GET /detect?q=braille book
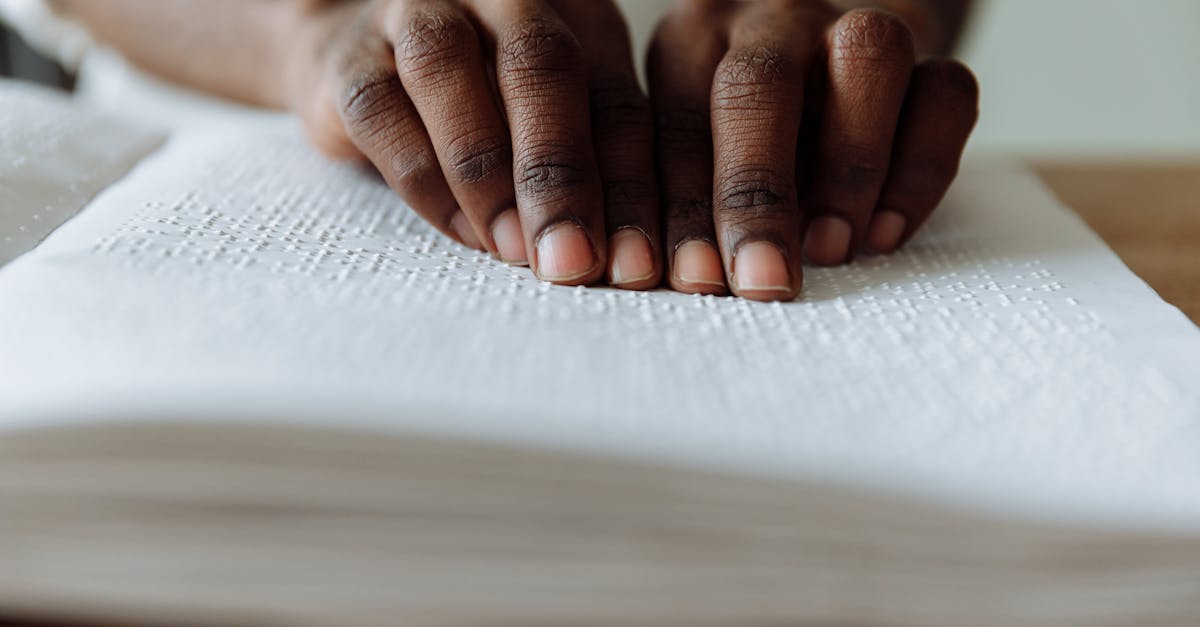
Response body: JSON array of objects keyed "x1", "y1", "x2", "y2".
[{"x1": 2, "y1": 79, "x2": 1199, "y2": 626}]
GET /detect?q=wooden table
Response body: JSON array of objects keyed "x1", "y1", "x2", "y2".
[{"x1": 1036, "y1": 162, "x2": 1200, "y2": 326}]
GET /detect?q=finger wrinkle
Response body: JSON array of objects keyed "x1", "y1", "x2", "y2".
[
  {"x1": 394, "y1": 11, "x2": 474, "y2": 73},
  {"x1": 830, "y1": 9, "x2": 915, "y2": 64},
  {"x1": 445, "y1": 137, "x2": 509, "y2": 185},
  {"x1": 499, "y1": 18, "x2": 583, "y2": 72}
]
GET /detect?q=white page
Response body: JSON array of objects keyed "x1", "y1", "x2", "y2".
[
  {"x1": 0, "y1": 80, "x2": 163, "y2": 265},
  {"x1": 2, "y1": 122, "x2": 1199, "y2": 531}
]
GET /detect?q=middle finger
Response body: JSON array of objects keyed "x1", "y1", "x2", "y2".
[
  {"x1": 465, "y1": 0, "x2": 608, "y2": 286},
  {"x1": 710, "y1": 3, "x2": 826, "y2": 301}
]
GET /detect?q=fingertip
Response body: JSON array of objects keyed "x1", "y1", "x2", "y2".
[
  {"x1": 803, "y1": 215, "x2": 853, "y2": 266},
  {"x1": 491, "y1": 209, "x2": 528, "y2": 266},
  {"x1": 450, "y1": 212, "x2": 485, "y2": 251},
  {"x1": 866, "y1": 210, "x2": 907, "y2": 255},
  {"x1": 609, "y1": 228, "x2": 660, "y2": 290},
  {"x1": 732, "y1": 241, "x2": 800, "y2": 302},
  {"x1": 671, "y1": 240, "x2": 728, "y2": 296},
  {"x1": 535, "y1": 221, "x2": 602, "y2": 285}
]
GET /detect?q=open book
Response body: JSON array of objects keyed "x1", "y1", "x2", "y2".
[{"x1": 2, "y1": 79, "x2": 1199, "y2": 626}]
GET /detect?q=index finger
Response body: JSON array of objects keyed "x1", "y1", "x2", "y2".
[{"x1": 465, "y1": 0, "x2": 607, "y2": 286}]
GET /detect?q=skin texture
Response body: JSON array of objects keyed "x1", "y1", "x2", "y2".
[
  {"x1": 299, "y1": 0, "x2": 659, "y2": 289},
  {"x1": 650, "y1": 0, "x2": 979, "y2": 300},
  {"x1": 58, "y1": 0, "x2": 978, "y2": 301}
]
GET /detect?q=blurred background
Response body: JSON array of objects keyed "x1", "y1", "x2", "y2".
[
  {"x1": 963, "y1": 0, "x2": 1200, "y2": 158},
  {"x1": 3, "y1": 0, "x2": 1198, "y2": 158}
]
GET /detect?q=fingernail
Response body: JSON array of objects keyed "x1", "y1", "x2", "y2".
[
  {"x1": 672, "y1": 240, "x2": 726, "y2": 294},
  {"x1": 803, "y1": 215, "x2": 852, "y2": 266},
  {"x1": 535, "y1": 222, "x2": 598, "y2": 283},
  {"x1": 491, "y1": 209, "x2": 527, "y2": 266},
  {"x1": 450, "y1": 212, "x2": 483, "y2": 250},
  {"x1": 609, "y1": 228, "x2": 656, "y2": 287},
  {"x1": 867, "y1": 211, "x2": 907, "y2": 254},
  {"x1": 733, "y1": 241, "x2": 793, "y2": 296}
]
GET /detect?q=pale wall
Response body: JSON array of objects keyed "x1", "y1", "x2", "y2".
[{"x1": 962, "y1": 0, "x2": 1200, "y2": 157}]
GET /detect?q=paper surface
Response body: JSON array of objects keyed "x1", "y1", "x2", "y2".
[
  {"x1": 2, "y1": 90, "x2": 1200, "y2": 531},
  {"x1": 0, "y1": 80, "x2": 163, "y2": 265}
]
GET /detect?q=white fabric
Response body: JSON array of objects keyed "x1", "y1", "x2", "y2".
[
  {"x1": 0, "y1": 0, "x2": 90, "y2": 69},
  {"x1": 2, "y1": 83, "x2": 1200, "y2": 533}
]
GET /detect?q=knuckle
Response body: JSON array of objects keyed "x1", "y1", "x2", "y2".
[
  {"x1": 499, "y1": 18, "x2": 584, "y2": 77},
  {"x1": 712, "y1": 46, "x2": 796, "y2": 108},
  {"x1": 517, "y1": 149, "x2": 587, "y2": 197},
  {"x1": 445, "y1": 135, "x2": 510, "y2": 185},
  {"x1": 832, "y1": 9, "x2": 915, "y2": 65},
  {"x1": 716, "y1": 167, "x2": 793, "y2": 216},
  {"x1": 390, "y1": 148, "x2": 442, "y2": 195},
  {"x1": 394, "y1": 10, "x2": 473, "y2": 74},
  {"x1": 339, "y1": 72, "x2": 399, "y2": 131},
  {"x1": 338, "y1": 75, "x2": 435, "y2": 182}
]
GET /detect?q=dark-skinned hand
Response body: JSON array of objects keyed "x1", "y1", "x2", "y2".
[
  {"x1": 649, "y1": 0, "x2": 979, "y2": 299},
  {"x1": 292, "y1": 0, "x2": 979, "y2": 301}
]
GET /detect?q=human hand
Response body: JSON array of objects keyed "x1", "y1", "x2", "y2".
[
  {"x1": 648, "y1": 0, "x2": 979, "y2": 301},
  {"x1": 291, "y1": 0, "x2": 662, "y2": 289}
]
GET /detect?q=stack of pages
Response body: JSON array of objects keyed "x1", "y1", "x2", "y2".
[{"x1": 1, "y1": 79, "x2": 1199, "y2": 626}]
